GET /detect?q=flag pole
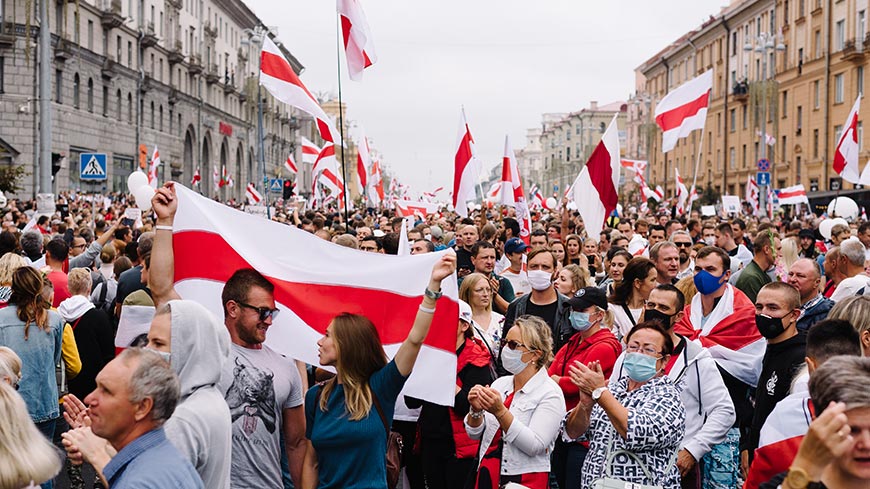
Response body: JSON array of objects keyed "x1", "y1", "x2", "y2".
[
  {"x1": 335, "y1": 17, "x2": 350, "y2": 225},
  {"x1": 690, "y1": 126, "x2": 705, "y2": 210}
]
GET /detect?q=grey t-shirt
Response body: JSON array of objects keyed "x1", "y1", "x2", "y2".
[{"x1": 218, "y1": 343, "x2": 303, "y2": 489}]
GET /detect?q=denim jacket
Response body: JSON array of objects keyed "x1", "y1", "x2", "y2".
[{"x1": 0, "y1": 306, "x2": 63, "y2": 422}]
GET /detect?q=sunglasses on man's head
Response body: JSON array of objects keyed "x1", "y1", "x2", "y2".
[{"x1": 236, "y1": 301, "x2": 280, "y2": 321}]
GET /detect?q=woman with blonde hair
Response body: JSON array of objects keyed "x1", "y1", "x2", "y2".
[
  {"x1": 459, "y1": 272, "x2": 504, "y2": 351},
  {"x1": 565, "y1": 234, "x2": 583, "y2": 266},
  {"x1": 555, "y1": 264, "x2": 592, "y2": 298},
  {"x1": 0, "y1": 253, "x2": 27, "y2": 308},
  {"x1": 0, "y1": 345, "x2": 21, "y2": 387},
  {"x1": 828, "y1": 295, "x2": 870, "y2": 356},
  {"x1": 301, "y1": 254, "x2": 456, "y2": 489},
  {"x1": 0, "y1": 382, "x2": 62, "y2": 489}
]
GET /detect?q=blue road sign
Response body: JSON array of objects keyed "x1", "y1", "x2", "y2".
[
  {"x1": 80, "y1": 153, "x2": 107, "y2": 181},
  {"x1": 757, "y1": 158, "x2": 770, "y2": 171},
  {"x1": 269, "y1": 178, "x2": 284, "y2": 193},
  {"x1": 756, "y1": 172, "x2": 771, "y2": 186}
]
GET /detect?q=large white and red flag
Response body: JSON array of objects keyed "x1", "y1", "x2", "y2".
[
  {"x1": 620, "y1": 159, "x2": 648, "y2": 175},
  {"x1": 284, "y1": 155, "x2": 298, "y2": 175},
  {"x1": 776, "y1": 184, "x2": 809, "y2": 205},
  {"x1": 675, "y1": 168, "x2": 689, "y2": 213},
  {"x1": 645, "y1": 185, "x2": 664, "y2": 202},
  {"x1": 245, "y1": 183, "x2": 263, "y2": 205},
  {"x1": 301, "y1": 137, "x2": 321, "y2": 165},
  {"x1": 356, "y1": 131, "x2": 372, "y2": 194},
  {"x1": 655, "y1": 70, "x2": 713, "y2": 153},
  {"x1": 500, "y1": 136, "x2": 532, "y2": 244},
  {"x1": 744, "y1": 390, "x2": 812, "y2": 489},
  {"x1": 394, "y1": 200, "x2": 440, "y2": 218},
  {"x1": 833, "y1": 96, "x2": 862, "y2": 183},
  {"x1": 337, "y1": 0, "x2": 377, "y2": 81},
  {"x1": 170, "y1": 184, "x2": 459, "y2": 405},
  {"x1": 570, "y1": 115, "x2": 621, "y2": 238},
  {"x1": 148, "y1": 147, "x2": 161, "y2": 189},
  {"x1": 452, "y1": 109, "x2": 481, "y2": 217},
  {"x1": 260, "y1": 36, "x2": 339, "y2": 144},
  {"x1": 746, "y1": 176, "x2": 760, "y2": 215}
]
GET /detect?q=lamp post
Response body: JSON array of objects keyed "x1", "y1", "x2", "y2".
[
  {"x1": 241, "y1": 26, "x2": 269, "y2": 214},
  {"x1": 744, "y1": 31, "x2": 785, "y2": 217}
]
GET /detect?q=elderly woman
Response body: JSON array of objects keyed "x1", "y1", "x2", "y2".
[
  {"x1": 555, "y1": 264, "x2": 593, "y2": 298},
  {"x1": 465, "y1": 315, "x2": 566, "y2": 489},
  {"x1": 563, "y1": 321, "x2": 685, "y2": 489},
  {"x1": 459, "y1": 272, "x2": 504, "y2": 352}
]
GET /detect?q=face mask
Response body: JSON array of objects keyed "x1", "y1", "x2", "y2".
[
  {"x1": 527, "y1": 270, "x2": 553, "y2": 291},
  {"x1": 500, "y1": 346, "x2": 530, "y2": 374},
  {"x1": 147, "y1": 347, "x2": 171, "y2": 364},
  {"x1": 693, "y1": 269, "x2": 726, "y2": 295},
  {"x1": 755, "y1": 314, "x2": 789, "y2": 339},
  {"x1": 704, "y1": 237, "x2": 716, "y2": 246},
  {"x1": 425, "y1": 234, "x2": 432, "y2": 241},
  {"x1": 569, "y1": 311, "x2": 595, "y2": 332},
  {"x1": 644, "y1": 308, "x2": 675, "y2": 328},
  {"x1": 623, "y1": 352, "x2": 659, "y2": 382}
]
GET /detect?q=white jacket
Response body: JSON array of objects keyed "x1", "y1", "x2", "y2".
[
  {"x1": 465, "y1": 367, "x2": 566, "y2": 475},
  {"x1": 611, "y1": 336, "x2": 735, "y2": 461}
]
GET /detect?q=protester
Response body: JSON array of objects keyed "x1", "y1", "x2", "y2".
[
  {"x1": 554, "y1": 264, "x2": 591, "y2": 298},
  {"x1": 454, "y1": 225, "x2": 479, "y2": 277},
  {"x1": 651, "y1": 241, "x2": 680, "y2": 286},
  {"x1": 827, "y1": 295, "x2": 870, "y2": 356},
  {"x1": 716, "y1": 223, "x2": 753, "y2": 273},
  {"x1": 563, "y1": 321, "x2": 685, "y2": 489},
  {"x1": 565, "y1": 234, "x2": 583, "y2": 266},
  {"x1": 0, "y1": 344, "x2": 22, "y2": 387},
  {"x1": 466, "y1": 315, "x2": 566, "y2": 489},
  {"x1": 598, "y1": 248, "x2": 632, "y2": 295},
  {"x1": 822, "y1": 247, "x2": 843, "y2": 298},
  {"x1": 608, "y1": 257, "x2": 657, "y2": 340},
  {"x1": 467, "y1": 241, "x2": 515, "y2": 314},
  {"x1": 672, "y1": 230, "x2": 695, "y2": 280},
  {"x1": 550, "y1": 240, "x2": 566, "y2": 268},
  {"x1": 0, "y1": 252, "x2": 27, "y2": 308},
  {"x1": 0, "y1": 382, "x2": 62, "y2": 489},
  {"x1": 500, "y1": 238, "x2": 531, "y2": 297},
  {"x1": 735, "y1": 231, "x2": 780, "y2": 302},
  {"x1": 798, "y1": 229, "x2": 820, "y2": 260},
  {"x1": 529, "y1": 229, "x2": 548, "y2": 251},
  {"x1": 787, "y1": 258, "x2": 834, "y2": 333},
  {"x1": 829, "y1": 238, "x2": 870, "y2": 301},
  {"x1": 459, "y1": 272, "x2": 503, "y2": 353},
  {"x1": 44, "y1": 238, "x2": 71, "y2": 308}
]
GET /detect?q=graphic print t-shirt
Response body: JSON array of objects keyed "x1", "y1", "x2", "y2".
[{"x1": 218, "y1": 343, "x2": 303, "y2": 488}]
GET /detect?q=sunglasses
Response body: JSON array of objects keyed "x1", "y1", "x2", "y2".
[
  {"x1": 674, "y1": 242, "x2": 692, "y2": 248},
  {"x1": 236, "y1": 301, "x2": 280, "y2": 321},
  {"x1": 500, "y1": 339, "x2": 535, "y2": 351}
]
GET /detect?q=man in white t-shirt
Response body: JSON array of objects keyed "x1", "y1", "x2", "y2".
[
  {"x1": 500, "y1": 237, "x2": 531, "y2": 296},
  {"x1": 830, "y1": 238, "x2": 870, "y2": 302}
]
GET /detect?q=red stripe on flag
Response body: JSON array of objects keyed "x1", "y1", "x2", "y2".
[
  {"x1": 340, "y1": 15, "x2": 353, "y2": 49},
  {"x1": 777, "y1": 190, "x2": 805, "y2": 199},
  {"x1": 586, "y1": 140, "x2": 619, "y2": 212},
  {"x1": 654, "y1": 91, "x2": 710, "y2": 132},
  {"x1": 173, "y1": 231, "x2": 457, "y2": 352},
  {"x1": 453, "y1": 128, "x2": 474, "y2": 204},
  {"x1": 261, "y1": 51, "x2": 316, "y2": 103}
]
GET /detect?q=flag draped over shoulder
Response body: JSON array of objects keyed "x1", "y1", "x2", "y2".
[{"x1": 171, "y1": 184, "x2": 459, "y2": 405}]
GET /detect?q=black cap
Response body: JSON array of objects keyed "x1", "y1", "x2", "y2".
[
  {"x1": 799, "y1": 229, "x2": 815, "y2": 240},
  {"x1": 568, "y1": 287, "x2": 608, "y2": 311}
]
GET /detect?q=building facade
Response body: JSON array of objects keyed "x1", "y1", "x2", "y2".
[{"x1": 0, "y1": 0, "x2": 303, "y2": 200}]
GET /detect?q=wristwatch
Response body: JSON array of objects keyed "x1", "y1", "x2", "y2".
[
  {"x1": 783, "y1": 466, "x2": 810, "y2": 489},
  {"x1": 469, "y1": 409, "x2": 484, "y2": 420},
  {"x1": 591, "y1": 386, "x2": 608, "y2": 402},
  {"x1": 424, "y1": 288, "x2": 442, "y2": 300}
]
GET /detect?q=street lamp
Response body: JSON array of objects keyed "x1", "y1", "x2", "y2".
[
  {"x1": 744, "y1": 31, "x2": 785, "y2": 216},
  {"x1": 241, "y1": 26, "x2": 269, "y2": 211}
]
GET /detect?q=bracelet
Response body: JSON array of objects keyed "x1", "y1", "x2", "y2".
[
  {"x1": 155, "y1": 225, "x2": 173, "y2": 232},
  {"x1": 469, "y1": 410, "x2": 484, "y2": 420},
  {"x1": 418, "y1": 304, "x2": 436, "y2": 314}
]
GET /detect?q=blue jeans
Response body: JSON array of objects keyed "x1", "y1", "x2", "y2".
[{"x1": 35, "y1": 418, "x2": 56, "y2": 489}]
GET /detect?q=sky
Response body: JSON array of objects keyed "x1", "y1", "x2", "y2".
[{"x1": 246, "y1": 0, "x2": 727, "y2": 194}]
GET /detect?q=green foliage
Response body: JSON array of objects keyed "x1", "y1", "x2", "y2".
[{"x1": 0, "y1": 165, "x2": 27, "y2": 194}]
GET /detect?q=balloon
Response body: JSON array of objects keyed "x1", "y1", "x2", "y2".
[
  {"x1": 132, "y1": 185, "x2": 155, "y2": 212},
  {"x1": 828, "y1": 197, "x2": 859, "y2": 220},
  {"x1": 0, "y1": 192, "x2": 7, "y2": 208},
  {"x1": 819, "y1": 219, "x2": 835, "y2": 240},
  {"x1": 832, "y1": 217, "x2": 850, "y2": 228},
  {"x1": 545, "y1": 197, "x2": 557, "y2": 209},
  {"x1": 127, "y1": 171, "x2": 149, "y2": 193},
  {"x1": 446, "y1": 203, "x2": 455, "y2": 212}
]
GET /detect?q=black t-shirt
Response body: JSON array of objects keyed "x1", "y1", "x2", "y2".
[{"x1": 524, "y1": 299, "x2": 559, "y2": 332}]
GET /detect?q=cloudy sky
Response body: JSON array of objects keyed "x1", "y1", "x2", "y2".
[{"x1": 247, "y1": 0, "x2": 727, "y2": 194}]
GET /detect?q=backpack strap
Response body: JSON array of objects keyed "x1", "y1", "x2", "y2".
[
  {"x1": 370, "y1": 388, "x2": 390, "y2": 438},
  {"x1": 98, "y1": 281, "x2": 109, "y2": 305}
]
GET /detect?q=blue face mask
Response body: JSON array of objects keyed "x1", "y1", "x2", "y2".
[
  {"x1": 693, "y1": 269, "x2": 726, "y2": 295},
  {"x1": 569, "y1": 311, "x2": 595, "y2": 332},
  {"x1": 623, "y1": 352, "x2": 659, "y2": 382}
]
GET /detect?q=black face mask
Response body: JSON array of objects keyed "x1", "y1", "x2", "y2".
[
  {"x1": 644, "y1": 308, "x2": 675, "y2": 328},
  {"x1": 755, "y1": 314, "x2": 789, "y2": 339}
]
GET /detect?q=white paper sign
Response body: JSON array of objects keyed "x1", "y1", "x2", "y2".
[
  {"x1": 721, "y1": 195, "x2": 741, "y2": 214},
  {"x1": 36, "y1": 193, "x2": 55, "y2": 215},
  {"x1": 124, "y1": 208, "x2": 142, "y2": 221},
  {"x1": 244, "y1": 206, "x2": 274, "y2": 219},
  {"x1": 701, "y1": 205, "x2": 716, "y2": 217}
]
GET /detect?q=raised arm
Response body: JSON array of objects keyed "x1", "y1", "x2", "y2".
[
  {"x1": 150, "y1": 183, "x2": 182, "y2": 310},
  {"x1": 393, "y1": 251, "x2": 457, "y2": 376}
]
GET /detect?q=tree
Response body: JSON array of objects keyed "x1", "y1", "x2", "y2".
[{"x1": 0, "y1": 165, "x2": 27, "y2": 194}]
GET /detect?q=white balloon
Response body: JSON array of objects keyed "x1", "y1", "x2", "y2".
[
  {"x1": 127, "y1": 171, "x2": 149, "y2": 193},
  {"x1": 818, "y1": 219, "x2": 835, "y2": 240},
  {"x1": 545, "y1": 197, "x2": 558, "y2": 209},
  {"x1": 0, "y1": 192, "x2": 7, "y2": 208},
  {"x1": 446, "y1": 203, "x2": 455, "y2": 212},
  {"x1": 132, "y1": 185, "x2": 155, "y2": 212},
  {"x1": 828, "y1": 197, "x2": 859, "y2": 220}
]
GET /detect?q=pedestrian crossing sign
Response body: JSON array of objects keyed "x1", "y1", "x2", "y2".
[{"x1": 80, "y1": 153, "x2": 107, "y2": 181}]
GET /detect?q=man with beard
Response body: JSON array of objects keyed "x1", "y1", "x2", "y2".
[{"x1": 672, "y1": 231, "x2": 695, "y2": 280}]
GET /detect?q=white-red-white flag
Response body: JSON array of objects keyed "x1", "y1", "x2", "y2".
[
  {"x1": 171, "y1": 184, "x2": 459, "y2": 405},
  {"x1": 688, "y1": 184, "x2": 699, "y2": 210},
  {"x1": 337, "y1": 0, "x2": 377, "y2": 81},
  {"x1": 571, "y1": 115, "x2": 621, "y2": 238},
  {"x1": 452, "y1": 109, "x2": 480, "y2": 217},
  {"x1": 744, "y1": 390, "x2": 812, "y2": 489},
  {"x1": 500, "y1": 136, "x2": 532, "y2": 244},
  {"x1": 655, "y1": 70, "x2": 713, "y2": 153},
  {"x1": 284, "y1": 155, "x2": 298, "y2": 175},
  {"x1": 312, "y1": 144, "x2": 345, "y2": 201},
  {"x1": 833, "y1": 96, "x2": 862, "y2": 183},
  {"x1": 747, "y1": 176, "x2": 760, "y2": 215},
  {"x1": 620, "y1": 159, "x2": 648, "y2": 175},
  {"x1": 191, "y1": 167, "x2": 201, "y2": 188},
  {"x1": 675, "y1": 168, "x2": 689, "y2": 213},
  {"x1": 356, "y1": 131, "x2": 372, "y2": 194},
  {"x1": 245, "y1": 182, "x2": 263, "y2": 204},
  {"x1": 776, "y1": 184, "x2": 809, "y2": 205},
  {"x1": 301, "y1": 137, "x2": 321, "y2": 165},
  {"x1": 486, "y1": 182, "x2": 500, "y2": 200},
  {"x1": 260, "y1": 36, "x2": 339, "y2": 144},
  {"x1": 148, "y1": 147, "x2": 161, "y2": 189},
  {"x1": 367, "y1": 159, "x2": 385, "y2": 208},
  {"x1": 646, "y1": 185, "x2": 664, "y2": 202},
  {"x1": 529, "y1": 184, "x2": 544, "y2": 209},
  {"x1": 755, "y1": 128, "x2": 776, "y2": 146}
]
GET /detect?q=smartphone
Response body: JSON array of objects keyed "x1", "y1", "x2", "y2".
[{"x1": 121, "y1": 217, "x2": 135, "y2": 227}]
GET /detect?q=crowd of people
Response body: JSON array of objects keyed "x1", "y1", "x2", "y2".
[{"x1": 2, "y1": 185, "x2": 870, "y2": 489}]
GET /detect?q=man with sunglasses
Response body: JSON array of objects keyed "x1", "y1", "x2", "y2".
[
  {"x1": 735, "y1": 231, "x2": 780, "y2": 303},
  {"x1": 672, "y1": 231, "x2": 695, "y2": 281}
]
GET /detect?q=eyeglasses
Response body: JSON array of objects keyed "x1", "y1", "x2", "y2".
[
  {"x1": 626, "y1": 344, "x2": 662, "y2": 357},
  {"x1": 500, "y1": 339, "x2": 530, "y2": 351},
  {"x1": 236, "y1": 301, "x2": 280, "y2": 322},
  {"x1": 674, "y1": 242, "x2": 692, "y2": 248}
]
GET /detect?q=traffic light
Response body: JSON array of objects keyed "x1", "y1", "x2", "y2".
[{"x1": 283, "y1": 180, "x2": 294, "y2": 200}]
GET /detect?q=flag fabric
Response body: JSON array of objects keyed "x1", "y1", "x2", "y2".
[
  {"x1": 284, "y1": 155, "x2": 298, "y2": 175},
  {"x1": 675, "y1": 168, "x2": 689, "y2": 213},
  {"x1": 500, "y1": 136, "x2": 532, "y2": 244},
  {"x1": 529, "y1": 184, "x2": 544, "y2": 209},
  {"x1": 747, "y1": 176, "x2": 760, "y2": 215},
  {"x1": 213, "y1": 167, "x2": 220, "y2": 190},
  {"x1": 245, "y1": 183, "x2": 263, "y2": 204},
  {"x1": 743, "y1": 389, "x2": 812, "y2": 489},
  {"x1": 148, "y1": 147, "x2": 161, "y2": 189},
  {"x1": 312, "y1": 144, "x2": 345, "y2": 203},
  {"x1": 833, "y1": 96, "x2": 862, "y2": 183},
  {"x1": 356, "y1": 131, "x2": 372, "y2": 194},
  {"x1": 755, "y1": 129, "x2": 776, "y2": 146},
  {"x1": 688, "y1": 184, "x2": 699, "y2": 210},
  {"x1": 397, "y1": 217, "x2": 412, "y2": 256},
  {"x1": 219, "y1": 166, "x2": 230, "y2": 189},
  {"x1": 452, "y1": 109, "x2": 481, "y2": 217},
  {"x1": 620, "y1": 159, "x2": 648, "y2": 175},
  {"x1": 486, "y1": 182, "x2": 501, "y2": 200},
  {"x1": 654, "y1": 70, "x2": 713, "y2": 153},
  {"x1": 367, "y1": 159, "x2": 385, "y2": 208},
  {"x1": 337, "y1": 0, "x2": 377, "y2": 81},
  {"x1": 570, "y1": 115, "x2": 621, "y2": 238},
  {"x1": 301, "y1": 137, "x2": 321, "y2": 165},
  {"x1": 394, "y1": 200, "x2": 440, "y2": 218},
  {"x1": 776, "y1": 184, "x2": 809, "y2": 205},
  {"x1": 171, "y1": 184, "x2": 459, "y2": 405},
  {"x1": 191, "y1": 167, "x2": 201, "y2": 187},
  {"x1": 260, "y1": 36, "x2": 339, "y2": 144}
]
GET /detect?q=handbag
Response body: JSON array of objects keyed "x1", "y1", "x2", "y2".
[{"x1": 592, "y1": 433, "x2": 677, "y2": 489}]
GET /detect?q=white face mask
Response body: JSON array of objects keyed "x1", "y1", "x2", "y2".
[
  {"x1": 500, "y1": 347, "x2": 530, "y2": 374},
  {"x1": 527, "y1": 270, "x2": 553, "y2": 291},
  {"x1": 704, "y1": 237, "x2": 715, "y2": 246}
]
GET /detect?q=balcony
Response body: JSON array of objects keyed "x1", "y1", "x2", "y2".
[
  {"x1": 54, "y1": 38, "x2": 75, "y2": 63},
  {"x1": 187, "y1": 54, "x2": 202, "y2": 75},
  {"x1": 168, "y1": 87, "x2": 179, "y2": 105},
  {"x1": 168, "y1": 39, "x2": 184, "y2": 64},
  {"x1": 732, "y1": 80, "x2": 749, "y2": 103},
  {"x1": 166, "y1": 0, "x2": 183, "y2": 10},
  {"x1": 101, "y1": 55, "x2": 119, "y2": 79},
  {"x1": 841, "y1": 39, "x2": 865, "y2": 62},
  {"x1": 141, "y1": 74, "x2": 155, "y2": 92},
  {"x1": 140, "y1": 22, "x2": 158, "y2": 48},
  {"x1": 99, "y1": 0, "x2": 124, "y2": 29},
  {"x1": 203, "y1": 22, "x2": 218, "y2": 40},
  {"x1": 205, "y1": 64, "x2": 220, "y2": 84},
  {"x1": 0, "y1": 22, "x2": 15, "y2": 48}
]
